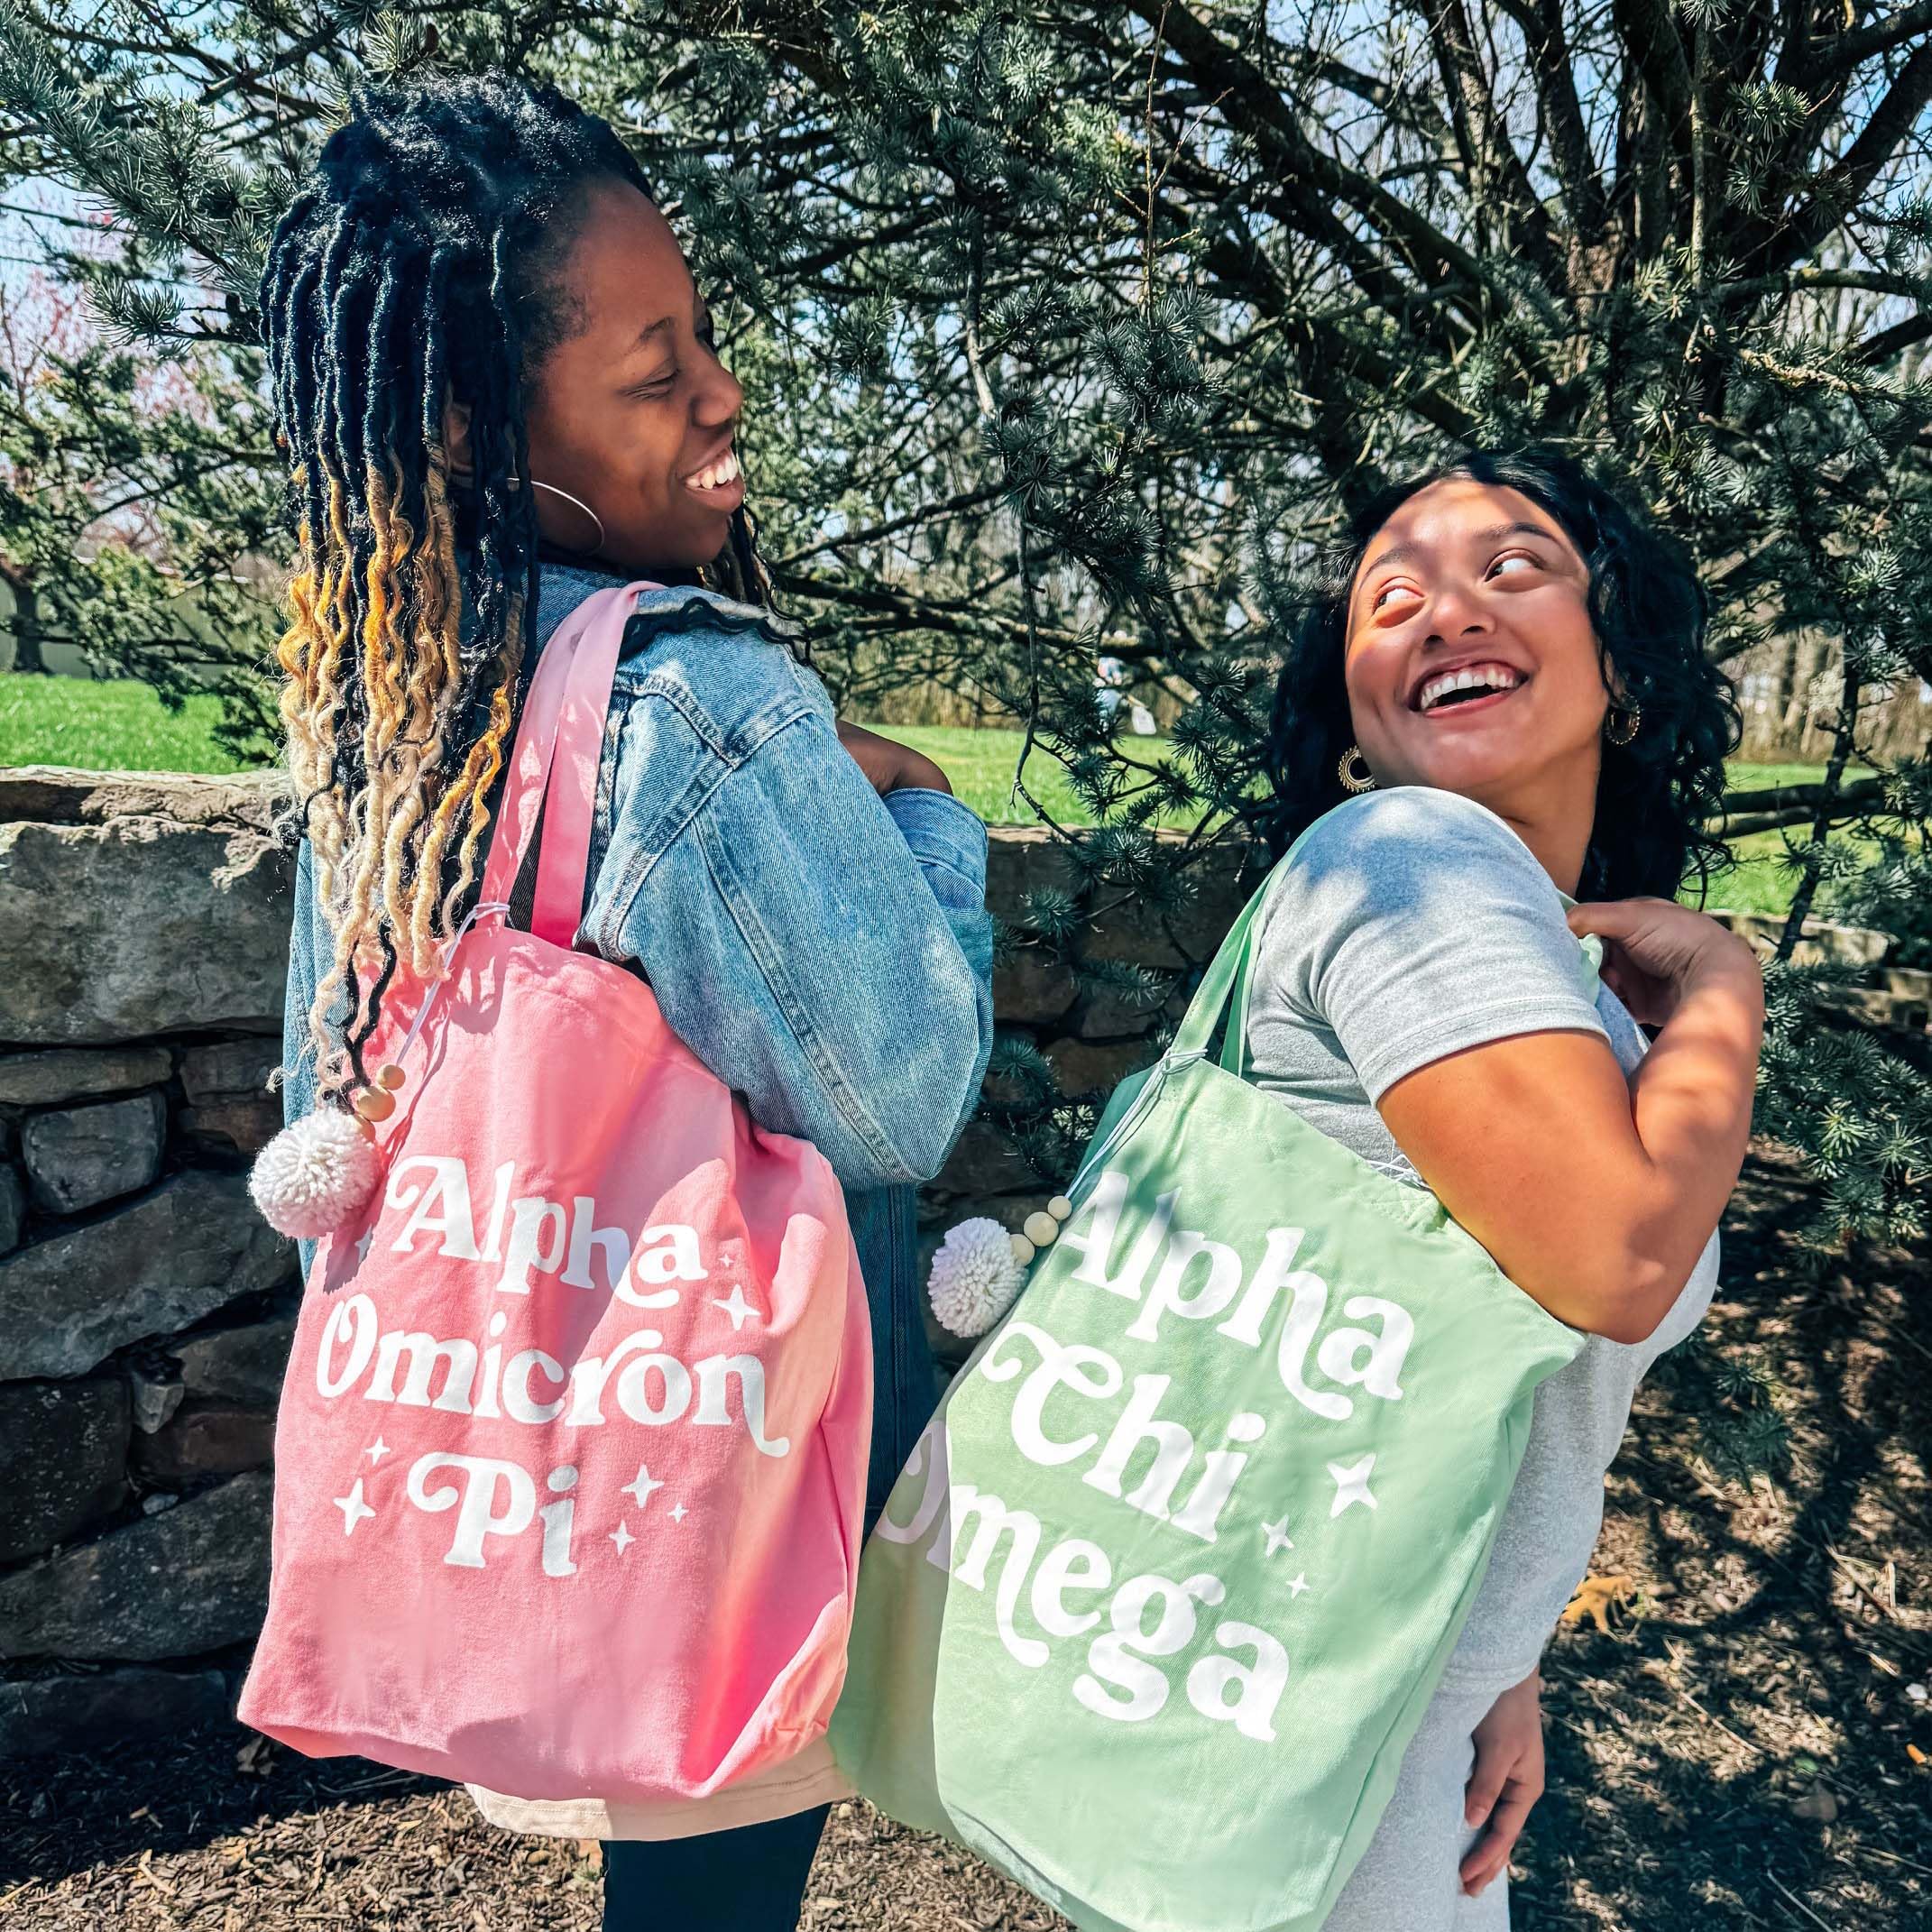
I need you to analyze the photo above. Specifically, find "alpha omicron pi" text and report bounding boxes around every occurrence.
[306,1152,792,1578]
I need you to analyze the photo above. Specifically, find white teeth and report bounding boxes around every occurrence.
[691,449,741,492]
[1419,664,1522,713]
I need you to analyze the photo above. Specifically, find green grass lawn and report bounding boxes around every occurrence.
[0,675,256,776]
[0,674,1884,918]
[884,723,1165,825]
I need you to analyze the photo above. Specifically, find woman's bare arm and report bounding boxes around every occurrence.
[1377,900,1762,1343]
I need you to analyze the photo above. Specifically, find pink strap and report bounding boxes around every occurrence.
[476,615,583,914]
[529,584,642,945]
[475,583,657,946]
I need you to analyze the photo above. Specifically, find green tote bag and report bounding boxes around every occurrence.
[830,833,1587,1932]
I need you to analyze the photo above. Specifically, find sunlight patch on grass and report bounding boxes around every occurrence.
[0,676,256,775]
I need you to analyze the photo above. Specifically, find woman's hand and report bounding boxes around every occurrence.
[835,721,953,798]
[1459,1670,1544,1899]
[1566,897,1762,1030]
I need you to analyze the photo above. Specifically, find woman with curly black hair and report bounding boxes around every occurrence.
[1245,448,1762,1927]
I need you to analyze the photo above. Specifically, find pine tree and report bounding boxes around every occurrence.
[5,2,1928,1463]
[0,269,282,750]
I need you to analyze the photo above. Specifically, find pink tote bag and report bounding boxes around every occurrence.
[239,584,872,1807]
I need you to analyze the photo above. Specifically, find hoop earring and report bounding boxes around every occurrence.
[1337,745,1377,794]
[530,479,605,557]
[1605,704,1641,748]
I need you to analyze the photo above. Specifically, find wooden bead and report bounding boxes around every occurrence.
[353,1086,396,1124]
[1010,1233,1037,1266]
[1023,1210,1060,1248]
[1046,1195,1073,1221]
[376,1063,406,1091]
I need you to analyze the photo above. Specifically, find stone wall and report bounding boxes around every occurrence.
[0,770,299,1754]
[0,766,1922,1759]
[0,768,1256,1758]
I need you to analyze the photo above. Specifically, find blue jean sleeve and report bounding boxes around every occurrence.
[882,787,990,912]
[602,716,994,1191]
[282,840,322,1279]
[282,841,320,1131]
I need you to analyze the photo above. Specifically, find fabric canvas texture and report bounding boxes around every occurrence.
[281,565,997,1532]
[239,585,871,1820]
[829,814,1586,1932]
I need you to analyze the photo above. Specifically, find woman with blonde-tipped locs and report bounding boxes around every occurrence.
[263,77,785,1107]
[262,72,995,1931]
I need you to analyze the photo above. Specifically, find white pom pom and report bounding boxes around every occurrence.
[249,1111,381,1239]
[928,1216,1028,1339]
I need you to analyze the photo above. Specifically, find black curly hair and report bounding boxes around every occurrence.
[261,71,772,1107]
[1258,447,1740,903]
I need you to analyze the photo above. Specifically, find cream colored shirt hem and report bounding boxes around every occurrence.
[465,1735,851,1842]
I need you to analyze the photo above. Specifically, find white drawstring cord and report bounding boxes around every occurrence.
[388,899,512,1072]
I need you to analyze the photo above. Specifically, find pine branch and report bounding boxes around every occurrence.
[1812,0,1932,76]
[1118,0,1489,301]
[1761,40,1932,278]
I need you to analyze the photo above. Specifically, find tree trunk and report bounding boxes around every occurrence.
[7,580,49,675]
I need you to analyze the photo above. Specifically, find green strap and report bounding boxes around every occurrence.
[1220,926,1261,1078]
[1171,824,1320,1072]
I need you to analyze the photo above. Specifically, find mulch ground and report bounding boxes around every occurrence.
[2,1146,1926,1931]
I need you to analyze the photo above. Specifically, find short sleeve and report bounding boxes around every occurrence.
[1253,788,1609,1102]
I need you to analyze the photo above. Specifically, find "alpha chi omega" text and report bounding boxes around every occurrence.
[874,1164,1420,1745]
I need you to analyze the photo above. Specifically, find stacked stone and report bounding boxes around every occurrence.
[0,765,1914,1761]
[0,769,298,1756]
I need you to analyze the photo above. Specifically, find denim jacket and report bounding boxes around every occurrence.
[282,564,996,1513]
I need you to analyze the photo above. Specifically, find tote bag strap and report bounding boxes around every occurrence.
[478,582,659,943]
[1169,822,1323,1075]
[476,610,584,915]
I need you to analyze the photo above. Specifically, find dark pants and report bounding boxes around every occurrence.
[602,1806,832,1931]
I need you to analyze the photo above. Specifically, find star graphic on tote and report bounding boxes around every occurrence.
[334,1479,374,1536]
[1286,1573,1311,1598]
[669,1503,688,1524]
[712,1286,758,1330]
[622,1464,665,1510]
[1327,1454,1379,1517]
[364,1437,392,1465]
[609,1522,635,1555]
[1260,1515,1296,1557]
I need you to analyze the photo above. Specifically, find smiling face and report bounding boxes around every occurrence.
[1342,476,1615,821]
[518,178,745,575]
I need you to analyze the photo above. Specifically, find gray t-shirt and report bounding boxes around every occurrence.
[1244,787,1719,1695]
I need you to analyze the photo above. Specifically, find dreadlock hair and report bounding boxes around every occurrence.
[1257,446,1740,903]
[263,72,774,1112]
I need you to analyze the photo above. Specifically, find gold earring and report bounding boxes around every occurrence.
[1337,745,1377,794]
[1605,704,1641,747]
